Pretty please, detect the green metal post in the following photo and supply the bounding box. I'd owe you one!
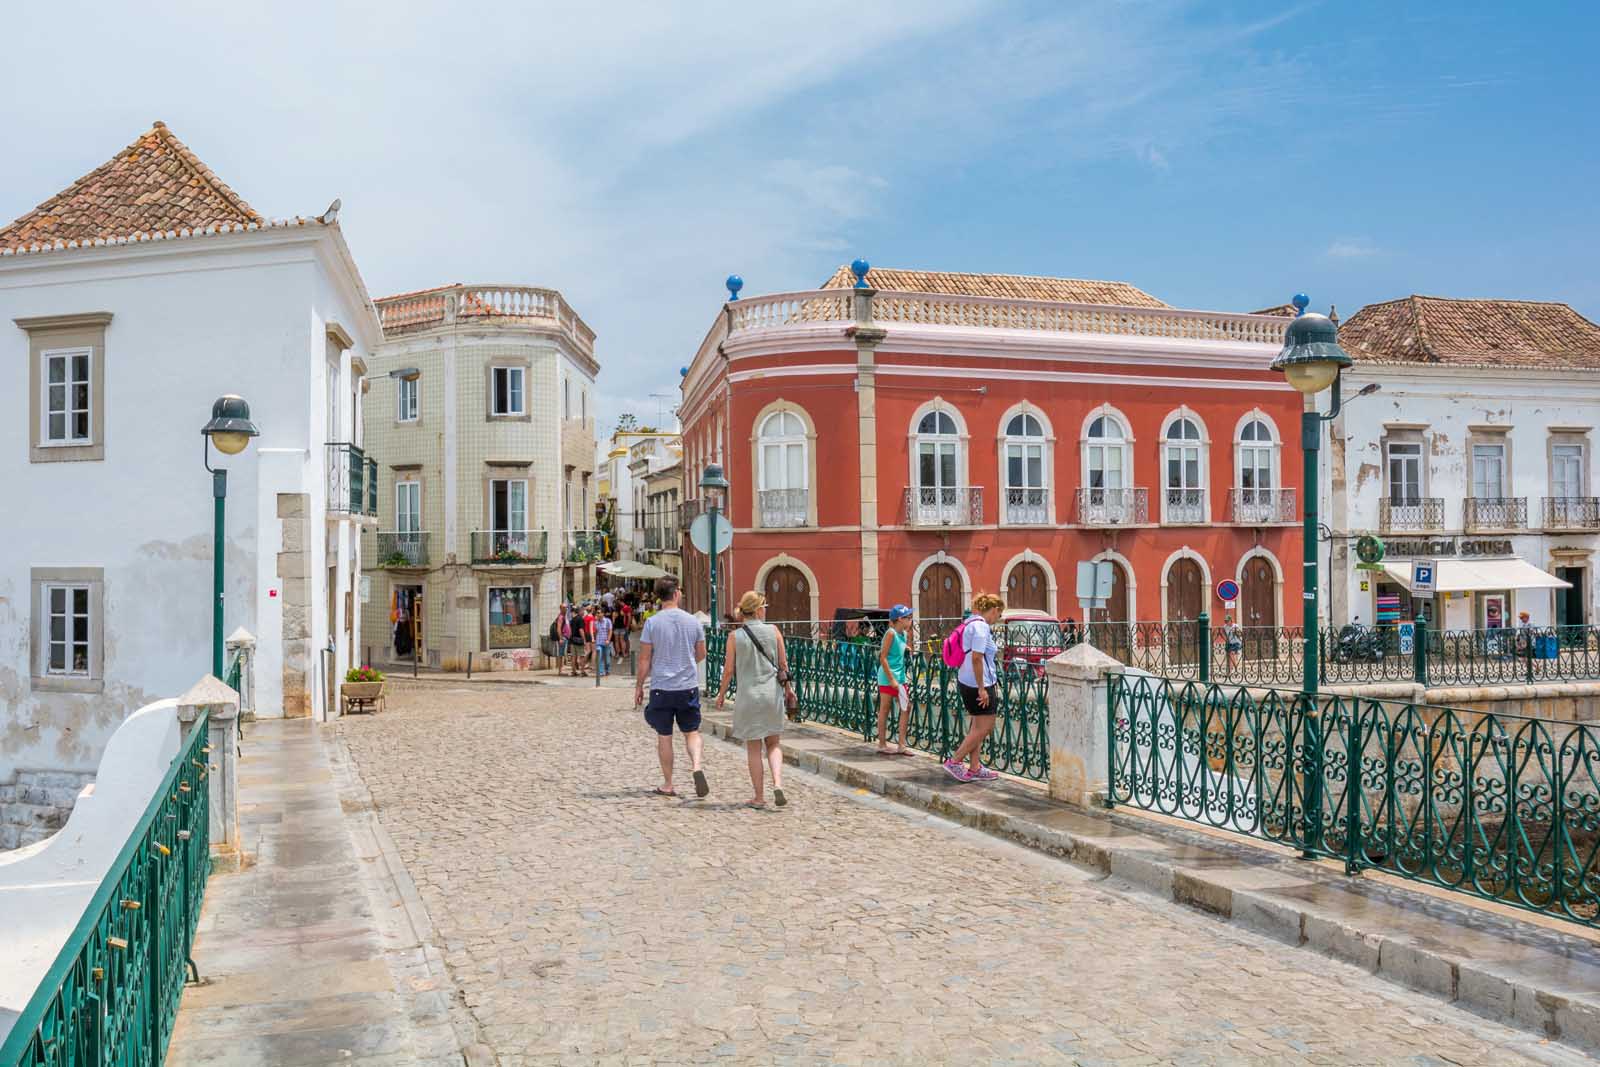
[1301,409,1324,855]
[1413,615,1429,687]
[1197,610,1211,682]
[707,502,719,629]
[213,469,226,679]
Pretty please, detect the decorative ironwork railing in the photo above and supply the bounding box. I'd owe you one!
[1163,487,1207,524]
[325,442,367,515]
[566,530,604,563]
[375,531,429,568]
[1544,496,1600,530]
[705,630,1048,781]
[0,711,212,1066]
[758,488,808,528]
[1464,497,1527,530]
[1108,673,1600,927]
[1076,487,1147,525]
[1379,497,1445,531]
[1229,487,1296,524]
[1002,487,1048,525]
[902,486,983,526]
[470,529,548,565]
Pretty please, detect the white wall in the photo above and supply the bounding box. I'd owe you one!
[0,230,377,782]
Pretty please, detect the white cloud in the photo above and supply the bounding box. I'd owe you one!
[1326,238,1381,259]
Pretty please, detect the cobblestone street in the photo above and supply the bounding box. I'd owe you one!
[334,680,1588,1066]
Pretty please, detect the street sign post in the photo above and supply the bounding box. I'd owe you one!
[688,512,734,556]
[1411,560,1437,600]
[1075,560,1114,648]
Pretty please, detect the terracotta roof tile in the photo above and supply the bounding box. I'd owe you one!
[1252,302,1300,317]
[821,265,1168,308]
[1339,295,1600,370]
[0,121,262,253]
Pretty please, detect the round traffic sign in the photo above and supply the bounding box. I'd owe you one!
[1216,579,1240,603]
[689,511,735,555]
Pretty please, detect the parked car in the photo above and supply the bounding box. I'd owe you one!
[997,608,1075,676]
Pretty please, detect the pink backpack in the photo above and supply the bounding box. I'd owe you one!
[940,619,971,669]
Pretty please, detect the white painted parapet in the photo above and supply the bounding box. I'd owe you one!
[1043,643,1125,808]
[177,675,242,855]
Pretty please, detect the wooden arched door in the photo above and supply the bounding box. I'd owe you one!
[763,565,809,630]
[1091,560,1132,662]
[1006,561,1048,613]
[1239,555,1277,659]
[918,562,964,632]
[1167,557,1205,665]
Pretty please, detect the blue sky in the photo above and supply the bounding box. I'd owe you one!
[3,1,1596,433]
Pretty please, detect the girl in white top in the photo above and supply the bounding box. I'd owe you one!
[944,592,1004,783]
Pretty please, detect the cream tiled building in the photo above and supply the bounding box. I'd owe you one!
[359,285,599,667]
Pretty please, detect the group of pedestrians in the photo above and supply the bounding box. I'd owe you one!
[550,591,647,678]
[634,575,1014,805]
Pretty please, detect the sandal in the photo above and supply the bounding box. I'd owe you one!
[773,788,788,807]
[652,787,677,797]
[693,770,710,798]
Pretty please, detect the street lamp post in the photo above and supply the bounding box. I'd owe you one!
[202,396,260,679]
[699,463,730,627]
[1270,294,1377,855]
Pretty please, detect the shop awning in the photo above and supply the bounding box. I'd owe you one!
[1381,558,1572,593]
[600,559,671,580]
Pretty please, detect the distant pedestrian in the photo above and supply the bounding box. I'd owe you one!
[636,576,710,798]
[1223,613,1243,669]
[593,610,614,676]
[875,604,915,756]
[715,591,790,808]
[551,605,573,676]
[579,603,597,676]
[945,592,1005,783]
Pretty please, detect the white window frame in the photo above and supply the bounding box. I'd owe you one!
[1160,409,1209,524]
[1083,411,1130,493]
[42,582,93,677]
[39,346,94,447]
[396,376,418,423]
[396,480,422,533]
[1552,441,1587,499]
[492,366,526,417]
[1472,441,1508,499]
[1001,410,1049,525]
[1386,440,1424,504]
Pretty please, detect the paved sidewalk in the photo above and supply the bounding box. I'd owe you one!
[167,720,475,1066]
[331,682,1591,1065]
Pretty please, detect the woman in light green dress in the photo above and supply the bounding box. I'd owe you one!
[714,590,789,808]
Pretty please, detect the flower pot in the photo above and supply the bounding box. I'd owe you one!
[340,680,386,714]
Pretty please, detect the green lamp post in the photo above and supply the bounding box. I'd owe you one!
[699,462,730,627]
[202,395,260,679]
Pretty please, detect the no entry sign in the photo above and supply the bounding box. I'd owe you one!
[1216,579,1240,603]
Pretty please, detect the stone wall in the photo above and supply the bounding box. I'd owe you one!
[0,769,95,851]
[277,492,312,718]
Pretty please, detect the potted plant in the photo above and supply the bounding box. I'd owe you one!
[341,665,386,713]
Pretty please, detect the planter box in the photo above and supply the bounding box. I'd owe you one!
[340,680,386,714]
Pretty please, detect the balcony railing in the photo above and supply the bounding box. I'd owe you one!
[1544,496,1600,530]
[566,529,604,563]
[375,283,596,361]
[1163,487,1207,524]
[1230,487,1296,524]
[1076,487,1147,525]
[903,486,983,527]
[470,529,548,565]
[326,442,376,516]
[1380,497,1445,532]
[758,488,809,528]
[1464,496,1527,531]
[1002,487,1049,525]
[375,531,430,568]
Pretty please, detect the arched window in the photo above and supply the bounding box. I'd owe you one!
[757,410,808,527]
[1082,413,1135,523]
[1002,412,1047,524]
[912,406,972,524]
[1163,415,1206,523]
[1235,417,1283,522]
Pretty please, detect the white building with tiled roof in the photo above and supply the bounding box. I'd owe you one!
[0,122,381,834]
[1324,295,1600,632]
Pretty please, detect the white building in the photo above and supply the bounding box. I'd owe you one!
[1326,295,1599,631]
[625,434,683,561]
[602,429,681,561]
[0,122,380,806]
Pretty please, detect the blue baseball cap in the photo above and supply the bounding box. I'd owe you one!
[888,604,913,621]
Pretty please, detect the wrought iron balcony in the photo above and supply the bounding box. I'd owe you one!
[1162,488,1207,524]
[1002,487,1049,525]
[566,529,604,563]
[903,486,983,527]
[1230,487,1296,524]
[1544,496,1600,530]
[470,529,548,565]
[1076,487,1147,526]
[1380,497,1445,532]
[326,442,372,516]
[758,488,809,528]
[1464,496,1527,531]
[374,531,429,568]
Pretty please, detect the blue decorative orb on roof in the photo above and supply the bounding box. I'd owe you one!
[850,258,870,288]
[1291,293,1310,315]
[679,366,688,377]
[726,274,743,301]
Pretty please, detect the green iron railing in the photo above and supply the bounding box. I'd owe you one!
[706,630,1048,781]
[223,653,241,694]
[1107,672,1600,927]
[0,711,212,1067]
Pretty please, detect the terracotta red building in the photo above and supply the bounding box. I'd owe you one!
[678,265,1304,631]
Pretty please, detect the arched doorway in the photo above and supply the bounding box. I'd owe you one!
[1167,557,1205,665]
[1239,554,1278,659]
[764,565,809,631]
[1090,560,1132,661]
[918,562,964,634]
[1006,560,1048,612]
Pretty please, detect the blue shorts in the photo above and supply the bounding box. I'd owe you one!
[644,688,702,736]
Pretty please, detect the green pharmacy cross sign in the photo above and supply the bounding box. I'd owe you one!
[1355,534,1387,572]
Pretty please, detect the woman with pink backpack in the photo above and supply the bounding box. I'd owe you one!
[942,592,1005,782]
